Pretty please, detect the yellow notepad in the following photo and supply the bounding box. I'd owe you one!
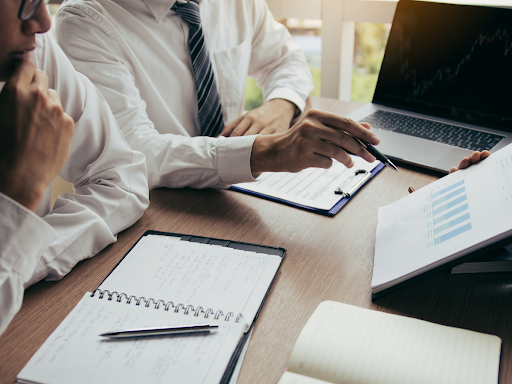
[279,301,501,384]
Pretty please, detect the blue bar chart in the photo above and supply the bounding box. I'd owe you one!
[430,179,472,246]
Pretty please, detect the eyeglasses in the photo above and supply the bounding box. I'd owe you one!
[18,0,43,21]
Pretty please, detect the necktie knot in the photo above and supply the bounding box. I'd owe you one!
[171,0,201,25]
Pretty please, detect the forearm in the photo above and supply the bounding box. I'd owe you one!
[248,0,313,111]
[22,59,150,285]
[55,13,256,190]
[260,59,313,114]
[0,194,57,335]
[39,174,147,282]
[0,176,45,213]
[126,128,257,189]
[0,270,31,336]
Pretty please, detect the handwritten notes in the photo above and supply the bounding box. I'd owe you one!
[99,235,281,327]
[18,294,245,384]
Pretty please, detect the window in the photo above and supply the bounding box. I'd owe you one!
[352,22,391,103]
[244,18,391,110]
[244,18,322,111]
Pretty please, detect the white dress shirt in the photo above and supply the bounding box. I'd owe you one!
[0,194,56,336]
[0,33,149,335]
[55,0,313,189]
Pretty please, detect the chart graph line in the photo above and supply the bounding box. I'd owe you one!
[397,23,511,97]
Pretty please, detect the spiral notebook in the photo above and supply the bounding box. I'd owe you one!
[16,231,286,384]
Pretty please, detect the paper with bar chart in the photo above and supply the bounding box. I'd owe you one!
[372,144,512,294]
[428,179,471,247]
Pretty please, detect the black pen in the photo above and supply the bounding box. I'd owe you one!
[99,323,218,339]
[354,137,399,172]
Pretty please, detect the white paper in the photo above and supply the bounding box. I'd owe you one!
[233,156,380,210]
[99,235,281,328]
[286,301,501,384]
[18,293,245,384]
[373,144,512,292]
[278,371,333,384]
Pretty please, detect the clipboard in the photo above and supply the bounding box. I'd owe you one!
[230,162,385,217]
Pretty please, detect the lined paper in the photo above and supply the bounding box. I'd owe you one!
[18,293,245,384]
[99,235,281,327]
[287,301,501,384]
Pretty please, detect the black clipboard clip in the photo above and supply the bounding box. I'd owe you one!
[334,169,371,197]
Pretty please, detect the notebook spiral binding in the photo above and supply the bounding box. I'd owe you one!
[91,289,244,322]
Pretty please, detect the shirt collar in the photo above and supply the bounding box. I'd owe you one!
[142,0,179,23]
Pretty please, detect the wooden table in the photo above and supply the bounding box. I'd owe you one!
[1,97,511,383]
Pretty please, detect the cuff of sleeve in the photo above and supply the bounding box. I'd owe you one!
[266,88,306,113]
[0,193,55,279]
[217,135,258,186]
[24,258,48,288]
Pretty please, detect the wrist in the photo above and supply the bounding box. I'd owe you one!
[0,172,46,212]
[267,99,297,124]
[250,133,287,177]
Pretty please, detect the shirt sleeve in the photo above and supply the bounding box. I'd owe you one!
[25,34,150,286]
[247,0,313,112]
[55,5,257,190]
[0,194,57,336]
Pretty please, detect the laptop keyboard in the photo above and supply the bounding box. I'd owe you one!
[361,110,504,152]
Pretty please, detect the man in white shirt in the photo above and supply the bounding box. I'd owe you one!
[57,0,312,139]
[0,0,149,335]
[55,0,382,190]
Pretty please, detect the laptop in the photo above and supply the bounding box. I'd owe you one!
[347,0,512,173]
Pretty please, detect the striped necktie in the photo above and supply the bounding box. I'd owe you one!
[172,0,225,137]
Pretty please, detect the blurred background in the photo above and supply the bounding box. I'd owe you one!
[47,2,391,112]
[44,0,396,202]
[48,0,500,202]
[246,19,390,109]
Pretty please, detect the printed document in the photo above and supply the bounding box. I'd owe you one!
[233,156,380,210]
[373,144,512,293]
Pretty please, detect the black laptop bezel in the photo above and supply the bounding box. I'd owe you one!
[372,0,512,133]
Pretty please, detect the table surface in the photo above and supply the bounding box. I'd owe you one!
[1,97,511,384]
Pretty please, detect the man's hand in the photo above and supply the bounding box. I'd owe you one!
[249,109,379,177]
[408,150,491,193]
[219,98,296,137]
[0,60,75,211]
[448,150,490,174]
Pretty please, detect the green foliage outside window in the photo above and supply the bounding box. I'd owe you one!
[244,58,321,111]
[352,23,389,103]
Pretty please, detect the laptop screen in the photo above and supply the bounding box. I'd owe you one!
[373,0,512,131]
